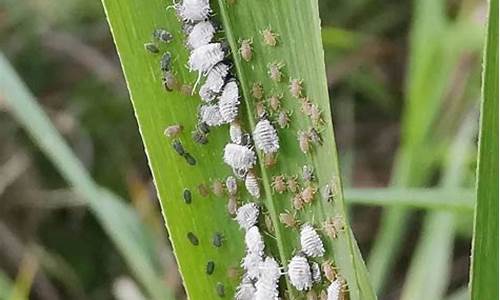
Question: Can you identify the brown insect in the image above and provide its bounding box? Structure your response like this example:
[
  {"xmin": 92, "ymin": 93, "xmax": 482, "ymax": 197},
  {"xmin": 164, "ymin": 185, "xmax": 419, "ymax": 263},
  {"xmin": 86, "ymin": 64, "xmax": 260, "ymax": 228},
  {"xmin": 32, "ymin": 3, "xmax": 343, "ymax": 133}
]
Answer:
[
  {"xmin": 251, "ymin": 82, "xmax": 264, "ymax": 100},
  {"xmin": 198, "ymin": 184, "xmax": 210, "ymax": 197},
  {"xmin": 267, "ymin": 94, "xmax": 282, "ymax": 112},
  {"xmin": 292, "ymin": 193, "xmax": 304, "ymax": 210},
  {"xmin": 255, "ymin": 101, "xmax": 266, "ymax": 118},
  {"xmin": 300, "ymin": 97, "xmax": 313, "ymax": 115},
  {"xmin": 306, "ymin": 290, "xmax": 317, "ymax": 300},
  {"xmin": 239, "ymin": 38, "xmax": 253, "ymax": 62},
  {"xmin": 261, "ymin": 27, "xmax": 279, "ymax": 46},
  {"xmin": 271, "ymin": 175, "xmax": 287, "ymax": 193},
  {"xmin": 180, "ymin": 84, "xmax": 193, "ymax": 96},
  {"xmin": 267, "ymin": 62, "xmax": 284, "ymax": 82},
  {"xmin": 289, "ymin": 79, "xmax": 303, "ymax": 98},
  {"xmin": 309, "ymin": 103, "xmax": 324, "ymax": 126},
  {"xmin": 279, "ymin": 210, "xmax": 298, "ymax": 228},
  {"xmin": 300, "ymin": 185, "xmax": 317, "ymax": 204},
  {"xmin": 298, "ymin": 130, "xmax": 311, "ymax": 154},
  {"xmin": 323, "ymin": 216, "xmax": 345, "ymax": 239},
  {"xmin": 227, "ymin": 196, "xmax": 238, "ymax": 216},
  {"xmin": 212, "ymin": 179, "xmax": 225, "ymax": 197},
  {"xmin": 319, "ymin": 290, "xmax": 328, "ymax": 300},
  {"xmin": 264, "ymin": 214, "xmax": 275, "ymax": 234},
  {"xmin": 286, "ymin": 176, "xmax": 299, "ymax": 193},
  {"xmin": 164, "ymin": 124, "xmax": 183, "ymax": 138},
  {"xmin": 264, "ymin": 153, "xmax": 277, "ymax": 168},
  {"xmin": 322, "ymin": 260, "xmax": 337, "ymax": 282},
  {"xmin": 277, "ymin": 110, "xmax": 291, "ymax": 129}
]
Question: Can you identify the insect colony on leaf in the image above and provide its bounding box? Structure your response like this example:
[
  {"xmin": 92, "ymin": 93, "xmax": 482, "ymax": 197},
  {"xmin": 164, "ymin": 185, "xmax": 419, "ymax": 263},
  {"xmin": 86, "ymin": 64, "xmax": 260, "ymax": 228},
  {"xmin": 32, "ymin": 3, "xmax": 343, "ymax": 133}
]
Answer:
[{"xmin": 148, "ymin": 0, "xmax": 350, "ymax": 297}]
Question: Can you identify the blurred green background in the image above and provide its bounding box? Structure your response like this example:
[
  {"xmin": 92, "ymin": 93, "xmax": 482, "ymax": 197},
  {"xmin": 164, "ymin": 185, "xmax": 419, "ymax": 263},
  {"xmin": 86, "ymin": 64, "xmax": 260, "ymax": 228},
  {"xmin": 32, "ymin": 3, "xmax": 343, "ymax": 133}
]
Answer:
[{"xmin": 0, "ymin": 0, "xmax": 486, "ymax": 299}]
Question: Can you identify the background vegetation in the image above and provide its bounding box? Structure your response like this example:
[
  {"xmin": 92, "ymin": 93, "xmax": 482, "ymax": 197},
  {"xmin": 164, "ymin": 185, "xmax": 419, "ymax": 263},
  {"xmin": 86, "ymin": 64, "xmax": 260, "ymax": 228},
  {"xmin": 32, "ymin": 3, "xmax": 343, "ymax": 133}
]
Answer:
[{"xmin": 0, "ymin": 0, "xmax": 494, "ymax": 299}]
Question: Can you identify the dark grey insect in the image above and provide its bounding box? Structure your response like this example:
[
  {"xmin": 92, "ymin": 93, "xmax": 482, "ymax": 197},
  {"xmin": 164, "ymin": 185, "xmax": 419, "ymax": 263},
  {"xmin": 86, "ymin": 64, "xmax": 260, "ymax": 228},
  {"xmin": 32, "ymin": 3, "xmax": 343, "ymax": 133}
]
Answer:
[
  {"xmin": 183, "ymin": 188, "xmax": 192, "ymax": 204},
  {"xmin": 213, "ymin": 232, "xmax": 224, "ymax": 247},
  {"xmin": 162, "ymin": 71, "xmax": 178, "ymax": 92},
  {"xmin": 206, "ymin": 261, "xmax": 215, "ymax": 275},
  {"xmin": 241, "ymin": 133, "xmax": 252, "ymax": 146},
  {"xmin": 192, "ymin": 131, "xmax": 208, "ymax": 144},
  {"xmin": 160, "ymin": 52, "xmax": 172, "ymax": 71},
  {"xmin": 184, "ymin": 153, "xmax": 197, "ymax": 165},
  {"xmin": 153, "ymin": 28, "xmax": 173, "ymax": 43},
  {"xmin": 198, "ymin": 122, "xmax": 210, "ymax": 134},
  {"xmin": 187, "ymin": 232, "xmax": 199, "ymax": 245},
  {"xmin": 172, "ymin": 140, "xmax": 185, "ymax": 156},
  {"xmin": 144, "ymin": 42, "xmax": 159, "ymax": 54},
  {"xmin": 309, "ymin": 127, "xmax": 323, "ymax": 145},
  {"xmin": 216, "ymin": 282, "xmax": 225, "ymax": 297},
  {"xmin": 302, "ymin": 165, "xmax": 314, "ymax": 182}
]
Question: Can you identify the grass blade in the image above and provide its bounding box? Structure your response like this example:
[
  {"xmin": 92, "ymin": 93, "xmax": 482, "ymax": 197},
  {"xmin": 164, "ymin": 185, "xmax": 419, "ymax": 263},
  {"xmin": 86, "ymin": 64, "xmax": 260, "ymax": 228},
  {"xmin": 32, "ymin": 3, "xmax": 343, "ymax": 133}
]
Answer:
[
  {"xmin": 99, "ymin": 0, "xmax": 376, "ymax": 297},
  {"xmin": 470, "ymin": 0, "xmax": 499, "ymax": 298},
  {"xmin": 0, "ymin": 53, "xmax": 172, "ymax": 300}
]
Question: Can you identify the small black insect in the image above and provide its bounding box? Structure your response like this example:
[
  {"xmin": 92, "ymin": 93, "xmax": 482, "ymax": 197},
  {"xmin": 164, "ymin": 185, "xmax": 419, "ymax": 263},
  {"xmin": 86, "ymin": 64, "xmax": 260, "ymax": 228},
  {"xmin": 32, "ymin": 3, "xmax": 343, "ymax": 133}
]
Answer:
[
  {"xmin": 198, "ymin": 122, "xmax": 210, "ymax": 134},
  {"xmin": 172, "ymin": 140, "xmax": 185, "ymax": 156},
  {"xmin": 216, "ymin": 282, "xmax": 225, "ymax": 297},
  {"xmin": 192, "ymin": 131, "xmax": 208, "ymax": 145},
  {"xmin": 187, "ymin": 232, "xmax": 199, "ymax": 245},
  {"xmin": 160, "ymin": 52, "xmax": 172, "ymax": 71},
  {"xmin": 212, "ymin": 232, "xmax": 224, "ymax": 247},
  {"xmin": 153, "ymin": 28, "xmax": 173, "ymax": 43},
  {"xmin": 184, "ymin": 153, "xmax": 197, "ymax": 166},
  {"xmin": 206, "ymin": 261, "xmax": 215, "ymax": 275},
  {"xmin": 144, "ymin": 42, "xmax": 159, "ymax": 54},
  {"xmin": 183, "ymin": 188, "xmax": 192, "ymax": 204}
]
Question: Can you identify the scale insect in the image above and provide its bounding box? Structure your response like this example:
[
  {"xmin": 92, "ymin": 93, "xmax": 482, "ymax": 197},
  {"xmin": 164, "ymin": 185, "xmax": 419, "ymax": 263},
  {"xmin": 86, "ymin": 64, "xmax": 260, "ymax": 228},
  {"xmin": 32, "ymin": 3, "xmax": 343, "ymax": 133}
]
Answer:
[
  {"xmin": 287, "ymin": 253, "xmax": 313, "ymax": 291},
  {"xmin": 183, "ymin": 188, "xmax": 192, "ymax": 204},
  {"xmin": 271, "ymin": 175, "xmax": 286, "ymax": 193},
  {"xmin": 327, "ymin": 276, "xmax": 347, "ymax": 300},
  {"xmin": 160, "ymin": 52, "xmax": 172, "ymax": 71},
  {"xmin": 255, "ymin": 101, "xmax": 267, "ymax": 119},
  {"xmin": 218, "ymin": 80, "xmax": 240, "ymax": 123},
  {"xmin": 144, "ymin": 42, "xmax": 159, "ymax": 54},
  {"xmin": 230, "ymin": 121, "xmax": 243, "ymax": 144},
  {"xmin": 267, "ymin": 94, "xmax": 282, "ymax": 112},
  {"xmin": 172, "ymin": 140, "xmax": 185, "ymax": 156},
  {"xmin": 239, "ymin": 38, "xmax": 253, "ymax": 62},
  {"xmin": 227, "ymin": 196, "xmax": 238, "ymax": 216},
  {"xmin": 267, "ymin": 61, "xmax": 284, "ymax": 82},
  {"xmin": 200, "ymin": 104, "xmax": 224, "ymax": 126},
  {"xmin": 261, "ymin": 27, "xmax": 279, "ymax": 47},
  {"xmin": 253, "ymin": 119, "xmax": 279, "ymax": 154},
  {"xmin": 298, "ymin": 130, "xmax": 312, "ymax": 154},
  {"xmin": 292, "ymin": 193, "xmax": 304, "ymax": 210},
  {"xmin": 241, "ymin": 252, "xmax": 263, "ymax": 280},
  {"xmin": 184, "ymin": 152, "xmax": 197, "ymax": 165},
  {"xmin": 255, "ymin": 256, "xmax": 281, "ymax": 300},
  {"xmin": 235, "ymin": 203, "xmax": 259, "ymax": 230},
  {"xmin": 289, "ymin": 78, "xmax": 303, "ymax": 98},
  {"xmin": 301, "ymin": 185, "xmax": 317, "ymax": 204},
  {"xmin": 198, "ymin": 184, "xmax": 210, "ymax": 197},
  {"xmin": 251, "ymin": 82, "xmax": 264, "ymax": 100},
  {"xmin": 212, "ymin": 179, "xmax": 225, "ymax": 197},
  {"xmin": 162, "ymin": 71, "xmax": 178, "ymax": 91},
  {"xmin": 279, "ymin": 210, "xmax": 298, "ymax": 228},
  {"xmin": 323, "ymin": 216, "xmax": 345, "ymax": 239},
  {"xmin": 310, "ymin": 261, "xmax": 322, "ymax": 283},
  {"xmin": 300, "ymin": 224, "xmax": 325, "ymax": 258},
  {"xmin": 212, "ymin": 232, "xmax": 224, "ymax": 247},
  {"xmin": 235, "ymin": 276, "xmax": 257, "ymax": 300},
  {"xmin": 175, "ymin": 0, "xmax": 212, "ymax": 23},
  {"xmin": 226, "ymin": 175, "xmax": 238, "ymax": 196},
  {"xmin": 322, "ymin": 261, "xmax": 336, "ymax": 282},
  {"xmin": 187, "ymin": 21, "xmax": 215, "ymax": 49},
  {"xmin": 199, "ymin": 63, "xmax": 229, "ymax": 102},
  {"xmin": 245, "ymin": 226, "xmax": 265, "ymax": 256},
  {"xmin": 187, "ymin": 232, "xmax": 199, "ymax": 245},
  {"xmin": 287, "ymin": 176, "xmax": 299, "ymax": 193},
  {"xmin": 206, "ymin": 261, "xmax": 215, "ymax": 275},
  {"xmin": 302, "ymin": 165, "xmax": 315, "ymax": 182},
  {"xmin": 223, "ymin": 143, "xmax": 257, "ymax": 171},
  {"xmin": 245, "ymin": 171, "xmax": 260, "ymax": 198},
  {"xmin": 277, "ymin": 110, "xmax": 291, "ymax": 129}
]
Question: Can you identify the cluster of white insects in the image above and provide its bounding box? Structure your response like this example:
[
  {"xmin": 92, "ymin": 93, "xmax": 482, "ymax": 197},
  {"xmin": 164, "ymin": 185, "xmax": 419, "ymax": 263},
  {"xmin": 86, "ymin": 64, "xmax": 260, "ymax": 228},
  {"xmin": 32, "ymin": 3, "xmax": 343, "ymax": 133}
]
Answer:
[{"xmin": 152, "ymin": 0, "xmax": 351, "ymax": 298}]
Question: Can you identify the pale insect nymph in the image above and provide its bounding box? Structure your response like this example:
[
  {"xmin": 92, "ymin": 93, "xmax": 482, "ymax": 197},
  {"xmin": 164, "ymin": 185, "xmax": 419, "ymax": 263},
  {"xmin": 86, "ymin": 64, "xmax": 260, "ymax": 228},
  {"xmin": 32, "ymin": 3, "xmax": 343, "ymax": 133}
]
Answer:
[
  {"xmin": 227, "ymin": 196, "xmax": 238, "ymax": 216},
  {"xmin": 301, "ymin": 185, "xmax": 317, "ymax": 204},
  {"xmin": 261, "ymin": 27, "xmax": 279, "ymax": 47},
  {"xmin": 323, "ymin": 216, "xmax": 345, "ymax": 239},
  {"xmin": 267, "ymin": 93, "xmax": 282, "ymax": 112},
  {"xmin": 255, "ymin": 101, "xmax": 267, "ymax": 118},
  {"xmin": 277, "ymin": 110, "xmax": 291, "ymax": 129},
  {"xmin": 300, "ymin": 224, "xmax": 325, "ymax": 258},
  {"xmin": 271, "ymin": 175, "xmax": 286, "ymax": 193},
  {"xmin": 267, "ymin": 61, "xmax": 285, "ymax": 82},
  {"xmin": 245, "ymin": 171, "xmax": 260, "ymax": 198},
  {"xmin": 186, "ymin": 21, "xmax": 215, "ymax": 49},
  {"xmin": 225, "ymin": 175, "xmax": 238, "ymax": 196},
  {"xmin": 279, "ymin": 210, "xmax": 298, "ymax": 228},
  {"xmin": 245, "ymin": 226, "xmax": 265, "ymax": 256},
  {"xmin": 286, "ymin": 176, "xmax": 299, "ymax": 193},
  {"xmin": 239, "ymin": 38, "xmax": 253, "ymax": 62},
  {"xmin": 223, "ymin": 143, "xmax": 257, "ymax": 171},
  {"xmin": 298, "ymin": 130, "xmax": 312, "ymax": 154},
  {"xmin": 251, "ymin": 82, "xmax": 264, "ymax": 100},
  {"xmin": 289, "ymin": 78, "xmax": 303, "ymax": 98},
  {"xmin": 322, "ymin": 260, "xmax": 336, "ymax": 282},
  {"xmin": 253, "ymin": 119, "xmax": 280, "ymax": 154},
  {"xmin": 164, "ymin": 124, "xmax": 183, "ymax": 138},
  {"xmin": 235, "ymin": 202, "xmax": 259, "ymax": 230},
  {"xmin": 212, "ymin": 179, "xmax": 225, "ymax": 197},
  {"xmin": 218, "ymin": 80, "xmax": 240, "ymax": 123},
  {"xmin": 287, "ymin": 253, "xmax": 313, "ymax": 291}
]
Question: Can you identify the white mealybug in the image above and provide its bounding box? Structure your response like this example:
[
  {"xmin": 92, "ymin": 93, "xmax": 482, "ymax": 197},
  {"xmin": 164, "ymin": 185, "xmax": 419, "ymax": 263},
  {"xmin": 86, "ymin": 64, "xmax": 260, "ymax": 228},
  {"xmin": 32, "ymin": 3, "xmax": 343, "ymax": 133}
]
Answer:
[
  {"xmin": 223, "ymin": 143, "xmax": 257, "ymax": 170},
  {"xmin": 253, "ymin": 119, "xmax": 279, "ymax": 154},
  {"xmin": 235, "ymin": 203, "xmax": 259, "ymax": 230},
  {"xmin": 226, "ymin": 175, "xmax": 237, "ymax": 196},
  {"xmin": 300, "ymin": 224, "xmax": 325, "ymax": 258},
  {"xmin": 218, "ymin": 80, "xmax": 240, "ymax": 123},
  {"xmin": 176, "ymin": 0, "xmax": 211, "ymax": 23},
  {"xmin": 230, "ymin": 121, "xmax": 243, "ymax": 144},
  {"xmin": 241, "ymin": 252, "xmax": 263, "ymax": 280},
  {"xmin": 199, "ymin": 62, "xmax": 229, "ymax": 101},
  {"xmin": 186, "ymin": 21, "xmax": 215, "ymax": 49},
  {"xmin": 200, "ymin": 104, "xmax": 223, "ymax": 126},
  {"xmin": 310, "ymin": 261, "xmax": 322, "ymax": 283},
  {"xmin": 199, "ymin": 84, "xmax": 217, "ymax": 102},
  {"xmin": 287, "ymin": 254, "xmax": 312, "ymax": 291},
  {"xmin": 235, "ymin": 276, "xmax": 257, "ymax": 300},
  {"xmin": 245, "ymin": 172, "xmax": 260, "ymax": 198},
  {"xmin": 327, "ymin": 277, "xmax": 346, "ymax": 300},
  {"xmin": 188, "ymin": 43, "xmax": 224, "ymax": 77},
  {"xmin": 255, "ymin": 256, "xmax": 281, "ymax": 300},
  {"xmin": 245, "ymin": 226, "xmax": 265, "ymax": 256}
]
